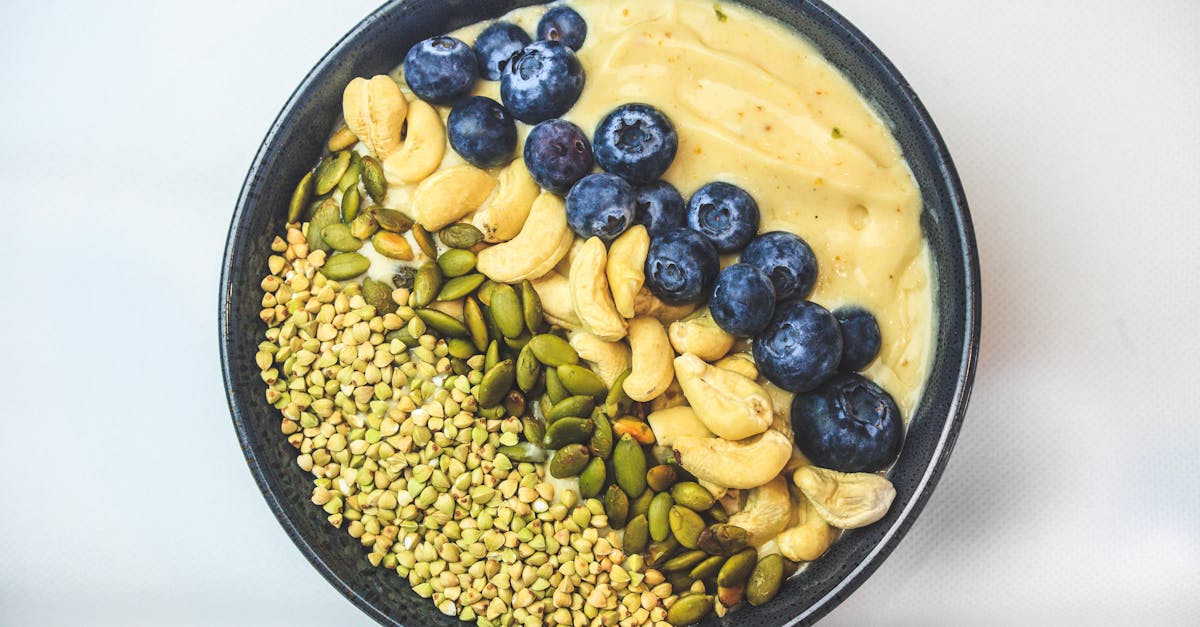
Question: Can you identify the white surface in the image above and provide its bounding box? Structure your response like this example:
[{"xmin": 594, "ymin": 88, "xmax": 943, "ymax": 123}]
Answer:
[{"xmin": 1, "ymin": 0, "xmax": 1197, "ymax": 625}]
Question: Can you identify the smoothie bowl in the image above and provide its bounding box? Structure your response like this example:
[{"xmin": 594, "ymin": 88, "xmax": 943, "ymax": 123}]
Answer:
[{"xmin": 219, "ymin": 0, "xmax": 979, "ymax": 625}]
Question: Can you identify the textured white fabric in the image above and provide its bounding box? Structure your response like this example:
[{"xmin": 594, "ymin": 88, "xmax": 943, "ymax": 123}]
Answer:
[{"xmin": 1, "ymin": 1, "xmax": 1196, "ymax": 625}]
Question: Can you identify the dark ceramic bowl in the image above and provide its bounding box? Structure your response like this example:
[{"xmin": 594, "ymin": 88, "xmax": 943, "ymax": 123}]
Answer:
[{"xmin": 219, "ymin": 1, "xmax": 980, "ymax": 624}]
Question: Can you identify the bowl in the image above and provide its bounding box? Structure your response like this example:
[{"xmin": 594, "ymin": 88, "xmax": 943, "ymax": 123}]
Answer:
[{"xmin": 219, "ymin": 1, "xmax": 980, "ymax": 624}]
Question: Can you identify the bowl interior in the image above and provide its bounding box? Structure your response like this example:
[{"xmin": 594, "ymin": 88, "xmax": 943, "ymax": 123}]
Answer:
[{"xmin": 219, "ymin": 1, "xmax": 979, "ymax": 625}]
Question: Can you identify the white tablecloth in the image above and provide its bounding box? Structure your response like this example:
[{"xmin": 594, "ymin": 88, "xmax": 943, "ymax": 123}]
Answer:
[{"xmin": 2, "ymin": 1, "xmax": 1196, "ymax": 624}]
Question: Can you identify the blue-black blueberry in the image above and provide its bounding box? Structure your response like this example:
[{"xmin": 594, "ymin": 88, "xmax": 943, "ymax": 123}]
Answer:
[
  {"xmin": 536, "ymin": 6, "xmax": 587, "ymax": 50},
  {"xmin": 790, "ymin": 373, "xmax": 903, "ymax": 473},
  {"xmin": 565, "ymin": 173, "xmax": 636, "ymax": 242},
  {"xmin": 593, "ymin": 104, "xmax": 678, "ymax": 185},
  {"xmin": 753, "ymin": 299, "xmax": 841, "ymax": 392},
  {"xmin": 632, "ymin": 180, "xmax": 685, "ymax": 237},
  {"xmin": 643, "ymin": 228, "xmax": 720, "ymax": 305},
  {"xmin": 709, "ymin": 263, "xmax": 776, "ymax": 336},
  {"xmin": 403, "ymin": 36, "xmax": 479, "ymax": 104},
  {"xmin": 740, "ymin": 231, "xmax": 818, "ymax": 300},
  {"xmin": 686, "ymin": 181, "xmax": 760, "ymax": 253},
  {"xmin": 447, "ymin": 96, "xmax": 518, "ymax": 168},
  {"xmin": 523, "ymin": 119, "xmax": 594, "ymax": 194},
  {"xmin": 473, "ymin": 22, "xmax": 531, "ymax": 81},
  {"xmin": 501, "ymin": 40, "xmax": 585, "ymax": 124},
  {"xmin": 834, "ymin": 306, "xmax": 882, "ymax": 372}
]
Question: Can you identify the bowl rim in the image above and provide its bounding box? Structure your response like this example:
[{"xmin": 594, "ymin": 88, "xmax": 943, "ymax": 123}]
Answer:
[{"xmin": 219, "ymin": 1, "xmax": 980, "ymax": 625}]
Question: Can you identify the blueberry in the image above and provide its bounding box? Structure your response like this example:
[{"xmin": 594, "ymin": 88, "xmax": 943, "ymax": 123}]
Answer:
[
  {"xmin": 834, "ymin": 306, "xmax": 882, "ymax": 372},
  {"xmin": 632, "ymin": 180, "xmax": 685, "ymax": 237},
  {"xmin": 524, "ymin": 119, "xmax": 594, "ymax": 194},
  {"xmin": 741, "ymin": 231, "xmax": 818, "ymax": 300},
  {"xmin": 709, "ymin": 264, "xmax": 777, "ymax": 336},
  {"xmin": 753, "ymin": 299, "xmax": 842, "ymax": 392},
  {"xmin": 593, "ymin": 104, "xmax": 678, "ymax": 185},
  {"xmin": 644, "ymin": 228, "xmax": 720, "ymax": 305},
  {"xmin": 566, "ymin": 174, "xmax": 636, "ymax": 242},
  {"xmin": 447, "ymin": 97, "xmax": 517, "ymax": 168},
  {"xmin": 536, "ymin": 6, "xmax": 587, "ymax": 50},
  {"xmin": 686, "ymin": 182, "xmax": 760, "ymax": 253},
  {"xmin": 403, "ymin": 36, "xmax": 479, "ymax": 104},
  {"xmin": 501, "ymin": 40, "xmax": 585, "ymax": 123},
  {"xmin": 473, "ymin": 22, "xmax": 531, "ymax": 81},
  {"xmin": 791, "ymin": 373, "xmax": 903, "ymax": 473}
]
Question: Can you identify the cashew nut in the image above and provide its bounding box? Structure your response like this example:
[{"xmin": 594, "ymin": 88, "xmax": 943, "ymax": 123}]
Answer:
[
  {"xmin": 672, "ymin": 429, "xmax": 792, "ymax": 489},
  {"xmin": 646, "ymin": 406, "xmax": 713, "ymax": 447},
  {"xmin": 606, "ymin": 226, "xmax": 650, "ymax": 318},
  {"xmin": 668, "ymin": 310, "xmax": 735, "ymax": 362},
  {"xmin": 569, "ymin": 237, "xmax": 628, "ymax": 342},
  {"xmin": 568, "ymin": 331, "xmax": 630, "ymax": 388},
  {"xmin": 623, "ymin": 317, "xmax": 674, "ymax": 402},
  {"xmin": 714, "ymin": 353, "xmax": 758, "ymax": 381},
  {"xmin": 342, "ymin": 75, "xmax": 407, "ymax": 159},
  {"xmin": 674, "ymin": 353, "xmax": 772, "ymax": 440},
  {"xmin": 476, "ymin": 192, "xmax": 574, "ymax": 283},
  {"xmin": 649, "ymin": 378, "xmax": 686, "ymax": 412},
  {"xmin": 382, "ymin": 99, "xmax": 445, "ymax": 184},
  {"xmin": 633, "ymin": 287, "xmax": 698, "ymax": 324},
  {"xmin": 531, "ymin": 271, "xmax": 582, "ymax": 330},
  {"xmin": 471, "ymin": 159, "xmax": 540, "ymax": 242},
  {"xmin": 792, "ymin": 466, "xmax": 896, "ymax": 529},
  {"xmin": 409, "ymin": 165, "xmax": 496, "ymax": 231},
  {"xmin": 727, "ymin": 475, "xmax": 792, "ymax": 547},
  {"xmin": 776, "ymin": 493, "xmax": 840, "ymax": 562}
]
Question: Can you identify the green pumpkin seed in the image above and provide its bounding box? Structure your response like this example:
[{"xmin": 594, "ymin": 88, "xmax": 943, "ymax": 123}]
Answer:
[
  {"xmin": 666, "ymin": 593, "xmax": 714, "ymax": 626},
  {"xmin": 361, "ymin": 278, "xmax": 397, "ymax": 315},
  {"xmin": 542, "ymin": 417, "xmax": 593, "ymax": 449},
  {"xmin": 578, "ymin": 457, "xmax": 606, "ymax": 499},
  {"xmin": 464, "ymin": 297, "xmax": 489, "ymax": 352},
  {"xmin": 717, "ymin": 548, "xmax": 758, "ymax": 588},
  {"xmin": 717, "ymin": 584, "xmax": 744, "ymax": 608},
  {"xmin": 503, "ymin": 332, "xmax": 531, "ymax": 352},
  {"xmin": 478, "ymin": 359, "xmax": 515, "ymax": 408},
  {"xmin": 410, "ymin": 263, "xmax": 442, "ymax": 308},
  {"xmin": 320, "ymin": 252, "xmax": 370, "ymax": 280},
  {"xmin": 503, "ymin": 389, "xmax": 526, "ymax": 418},
  {"xmin": 516, "ymin": 343, "xmax": 542, "ymax": 393},
  {"xmin": 320, "ymin": 223, "xmax": 362, "ymax": 252},
  {"xmin": 437, "ymin": 273, "xmax": 486, "ymax": 301},
  {"xmin": 522, "ymin": 416, "xmax": 546, "ymax": 445},
  {"xmin": 336, "ymin": 152, "xmax": 361, "ymax": 192},
  {"xmin": 439, "ymin": 223, "xmax": 484, "ymax": 249},
  {"xmin": 528, "ymin": 334, "xmax": 579, "ymax": 366},
  {"xmin": 545, "ymin": 367, "xmax": 568, "ymax": 404},
  {"xmin": 490, "ymin": 284, "xmax": 524, "ymax": 339},
  {"xmin": 349, "ymin": 212, "xmax": 379, "ymax": 240},
  {"xmin": 671, "ymin": 482, "xmax": 716, "ymax": 512},
  {"xmin": 604, "ymin": 368, "xmax": 633, "ymax": 417},
  {"xmin": 340, "ymin": 185, "xmax": 361, "ymax": 222},
  {"xmin": 484, "ymin": 340, "xmax": 500, "ymax": 373},
  {"xmin": 746, "ymin": 553, "xmax": 784, "ymax": 606},
  {"xmin": 447, "ymin": 337, "xmax": 475, "ymax": 359},
  {"xmin": 589, "ymin": 410, "xmax": 614, "ymax": 459},
  {"xmin": 412, "ymin": 224, "xmax": 437, "ymax": 259},
  {"xmin": 328, "ymin": 125, "xmax": 357, "ymax": 152},
  {"xmin": 287, "ymin": 171, "xmax": 314, "ymax": 223},
  {"xmin": 372, "ymin": 231, "xmax": 414, "ymax": 260},
  {"xmin": 709, "ymin": 507, "xmax": 729, "ymax": 523},
  {"xmin": 557, "ymin": 364, "xmax": 607, "ymax": 400},
  {"xmin": 690, "ymin": 554, "xmax": 725, "ymax": 581},
  {"xmin": 697, "ymin": 524, "xmax": 748, "ymax": 556},
  {"xmin": 669, "ymin": 505, "xmax": 706, "ymax": 549},
  {"xmin": 371, "ymin": 207, "xmax": 414, "ymax": 233},
  {"xmin": 417, "ymin": 309, "xmax": 468, "ymax": 338},
  {"xmin": 437, "ymin": 248, "xmax": 476, "ymax": 277},
  {"xmin": 646, "ymin": 465, "xmax": 678, "ymax": 492},
  {"xmin": 361, "ymin": 156, "xmax": 386, "ymax": 203},
  {"xmin": 630, "ymin": 489, "xmax": 655, "ymax": 520},
  {"xmin": 546, "ymin": 396, "xmax": 595, "ymax": 422},
  {"xmin": 476, "ymin": 280, "xmax": 498, "ymax": 306},
  {"xmin": 604, "ymin": 484, "xmax": 630, "ymax": 529},
  {"xmin": 519, "ymin": 280, "xmax": 543, "ymax": 333},
  {"xmin": 646, "ymin": 537, "xmax": 679, "ymax": 566},
  {"xmin": 385, "ymin": 328, "xmax": 419, "ymax": 348},
  {"xmin": 314, "ymin": 151, "xmax": 351, "ymax": 196},
  {"xmin": 661, "ymin": 549, "xmax": 707, "ymax": 573},
  {"xmin": 497, "ymin": 442, "xmax": 546, "ymax": 463},
  {"xmin": 307, "ymin": 199, "xmax": 340, "ymax": 252},
  {"xmin": 623, "ymin": 514, "xmax": 649, "ymax": 554},
  {"xmin": 612, "ymin": 435, "xmax": 647, "ymax": 499},
  {"xmin": 548, "ymin": 443, "xmax": 590, "ymax": 478},
  {"xmin": 668, "ymin": 571, "xmax": 695, "ymax": 594}
]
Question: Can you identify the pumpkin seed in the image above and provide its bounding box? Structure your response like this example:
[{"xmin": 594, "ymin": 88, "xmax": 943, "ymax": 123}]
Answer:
[
  {"xmin": 669, "ymin": 505, "xmax": 705, "ymax": 549},
  {"xmin": 361, "ymin": 278, "xmax": 397, "ymax": 315},
  {"xmin": 349, "ymin": 212, "xmax": 379, "ymax": 240},
  {"xmin": 545, "ymin": 367, "xmax": 568, "ymax": 404},
  {"xmin": 416, "ymin": 309, "xmax": 468, "ymax": 338},
  {"xmin": 437, "ymin": 273, "xmax": 486, "ymax": 301},
  {"xmin": 557, "ymin": 364, "xmax": 607, "ymax": 400},
  {"xmin": 667, "ymin": 571, "xmax": 695, "ymax": 594},
  {"xmin": 503, "ymin": 332, "xmax": 530, "ymax": 352},
  {"xmin": 328, "ymin": 125, "xmax": 357, "ymax": 152},
  {"xmin": 717, "ymin": 548, "xmax": 757, "ymax": 588},
  {"xmin": 646, "ymin": 536, "xmax": 679, "ymax": 566},
  {"xmin": 578, "ymin": 457, "xmax": 606, "ymax": 499},
  {"xmin": 337, "ymin": 152, "xmax": 362, "ymax": 192},
  {"xmin": 671, "ymin": 482, "xmax": 716, "ymax": 512},
  {"xmin": 447, "ymin": 337, "xmax": 476, "ymax": 359},
  {"xmin": 464, "ymin": 297, "xmax": 489, "ymax": 351},
  {"xmin": 439, "ymin": 223, "xmax": 484, "ymax": 249},
  {"xmin": 340, "ymin": 185, "xmax": 361, "ymax": 222},
  {"xmin": 361, "ymin": 156, "xmax": 386, "ymax": 203},
  {"xmin": 478, "ymin": 359, "xmax": 515, "ymax": 408},
  {"xmin": 666, "ymin": 593, "xmax": 714, "ymax": 626},
  {"xmin": 612, "ymin": 417, "xmax": 656, "ymax": 445},
  {"xmin": 546, "ymin": 396, "xmax": 594, "ymax": 422},
  {"xmin": 319, "ymin": 223, "xmax": 362, "ymax": 253},
  {"xmin": 528, "ymin": 334, "xmax": 578, "ymax": 367},
  {"xmin": 604, "ymin": 484, "xmax": 630, "ymax": 529},
  {"xmin": 629, "ymin": 489, "xmax": 654, "ymax": 520},
  {"xmin": 516, "ymin": 343, "xmax": 542, "ymax": 393},
  {"xmin": 548, "ymin": 443, "xmax": 590, "ymax": 478},
  {"xmin": 746, "ymin": 553, "xmax": 784, "ymax": 606},
  {"xmin": 490, "ymin": 284, "xmax": 524, "ymax": 339},
  {"xmin": 623, "ymin": 514, "xmax": 649, "ymax": 554},
  {"xmin": 709, "ymin": 506, "xmax": 729, "ymax": 523},
  {"xmin": 612, "ymin": 435, "xmax": 647, "ymax": 499},
  {"xmin": 476, "ymin": 280, "xmax": 498, "ymax": 306},
  {"xmin": 661, "ymin": 549, "xmax": 707, "ymax": 573},
  {"xmin": 307, "ymin": 199, "xmax": 340, "ymax": 252},
  {"xmin": 372, "ymin": 231, "xmax": 414, "ymax": 260},
  {"xmin": 287, "ymin": 171, "xmax": 314, "ymax": 222},
  {"xmin": 320, "ymin": 252, "xmax": 370, "ymax": 280},
  {"xmin": 697, "ymin": 524, "xmax": 748, "ymax": 556},
  {"xmin": 717, "ymin": 584, "xmax": 744, "ymax": 608},
  {"xmin": 497, "ymin": 442, "xmax": 546, "ymax": 463},
  {"xmin": 690, "ymin": 554, "xmax": 725, "ymax": 581},
  {"xmin": 519, "ymin": 280, "xmax": 543, "ymax": 333},
  {"xmin": 437, "ymin": 248, "xmax": 476, "ymax": 277},
  {"xmin": 410, "ymin": 263, "xmax": 442, "ymax": 308},
  {"xmin": 542, "ymin": 417, "xmax": 593, "ymax": 449},
  {"xmin": 314, "ymin": 151, "xmax": 351, "ymax": 195},
  {"xmin": 385, "ymin": 328, "xmax": 419, "ymax": 348},
  {"xmin": 371, "ymin": 207, "xmax": 414, "ymax": 233},
  {"xmin": 589, "ymin": 410, "xmax": 613, "ymax": 459},
  {"xmin": 646, "ymin": 465, "xmax": 678, "ymax": 492},
  {"xmin": 484, "ymin": 340, "xmax": 500, "ymax": 373},
  {"xmin": 604, "ymin": 368, "xmax": 633, "ymax": 417},
  {"xmin": 522, "ymin": 416, "xmax": 546, "ymax": 445},
  {"xmin": 412, "ymin": 224, "xmax": 437, "ymax": 259}
]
